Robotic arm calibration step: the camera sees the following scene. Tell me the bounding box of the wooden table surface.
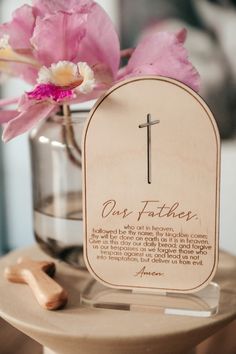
[0,318,41,354]
[0,246,236,354]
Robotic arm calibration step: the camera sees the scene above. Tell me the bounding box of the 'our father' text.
[101,199,198,223]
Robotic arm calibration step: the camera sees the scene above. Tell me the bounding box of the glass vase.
[29,110,89,268]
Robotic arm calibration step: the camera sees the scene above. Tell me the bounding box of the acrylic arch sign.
[82,76,220,293]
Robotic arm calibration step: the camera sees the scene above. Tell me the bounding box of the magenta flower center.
[27,83,73,102]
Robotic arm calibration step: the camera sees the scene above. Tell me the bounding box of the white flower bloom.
[37,66,52,84]
[37,61,79,86]
[0,34,10,49]
[77,62,95,94]
[37,60,95,94]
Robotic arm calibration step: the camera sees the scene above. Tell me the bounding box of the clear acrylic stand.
[81,280,220,317]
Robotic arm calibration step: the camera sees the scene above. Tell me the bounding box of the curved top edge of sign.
[84,75,220,146]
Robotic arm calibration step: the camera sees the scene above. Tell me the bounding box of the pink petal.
[32,0,94,15]
[31,12,86,65]
[0,5,35,51]
[2,102,57,142]
[119,31,200,92]
[78,3,120,78]
[93,63,113,86]
[69,86,105,104]
[0,110,18,123]
[18,93,36,111]
[0,97,19,107]
[9,63,39,85]
[0,5,38,84]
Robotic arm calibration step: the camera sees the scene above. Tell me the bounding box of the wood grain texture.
[83,76,220,293]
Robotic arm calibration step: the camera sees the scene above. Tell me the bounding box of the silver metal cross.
[139,113,160,184]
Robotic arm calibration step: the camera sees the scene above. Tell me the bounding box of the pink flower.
[118,30,200,92]
[27,84,74,102]
[0,0,200,142]
[0,1,119,84]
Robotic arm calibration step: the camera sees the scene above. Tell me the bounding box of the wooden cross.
[139,113,160,184]
[4,257,68,310]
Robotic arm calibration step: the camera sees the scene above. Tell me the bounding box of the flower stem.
[63,104,82,168]
[63,103,71,117]
[63,104,73,146]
